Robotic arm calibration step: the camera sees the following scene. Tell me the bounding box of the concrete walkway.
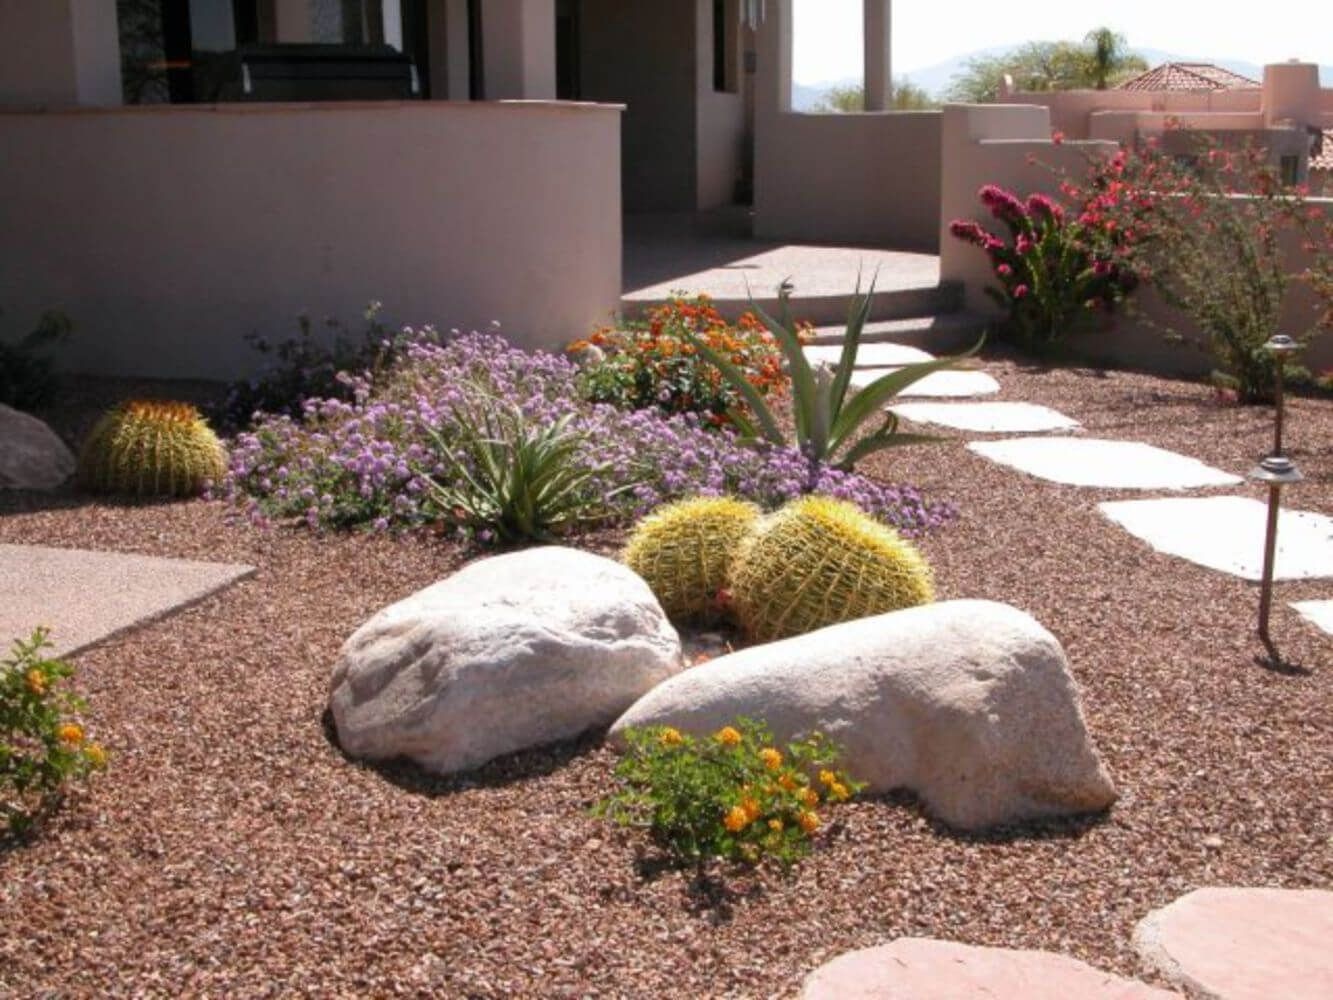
[0,544,255,656]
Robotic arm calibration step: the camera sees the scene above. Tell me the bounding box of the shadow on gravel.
[321,708,606,795]
[869,788,1114,845]
[1255,637,1314,677]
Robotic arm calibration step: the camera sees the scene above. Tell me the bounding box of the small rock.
[0,403,74,490]
[1202,835,1223,850]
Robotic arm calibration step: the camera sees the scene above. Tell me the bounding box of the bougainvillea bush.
[224,331,954,541]
[569,296,801,427]
[1055,137,1333,403]
[949,184,1137,351]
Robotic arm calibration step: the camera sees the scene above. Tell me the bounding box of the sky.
[792,0,1333,84]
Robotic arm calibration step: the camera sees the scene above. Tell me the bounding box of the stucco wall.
[0,0,121,106]
[754,110,943,250]
[579,0,698,212]
[0,101,623,379]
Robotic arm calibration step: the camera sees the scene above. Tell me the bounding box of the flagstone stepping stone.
[1291,600,1333,636]
[802,938,1177,999]
[969,438,1240,489]
[803,342,935,368]
[891,401,1079,434]
[851,367,1001,397]
[1100,496,1333,581]
[1134,887,1333,1000]
[0,544,255,656]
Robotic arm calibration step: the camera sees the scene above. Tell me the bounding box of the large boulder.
[611,599,1116,830]
[330,546,683,774]
[0,403,74,490]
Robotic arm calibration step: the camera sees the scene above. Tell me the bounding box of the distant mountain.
[794,46,1333,107]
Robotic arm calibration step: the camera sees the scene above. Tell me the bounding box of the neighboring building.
[1116,62,1258,93]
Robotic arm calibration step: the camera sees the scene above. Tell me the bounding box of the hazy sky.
[793,0,1333,84]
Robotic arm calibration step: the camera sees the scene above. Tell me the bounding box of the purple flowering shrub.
[949,184,1136,351]
[224,331,954,540]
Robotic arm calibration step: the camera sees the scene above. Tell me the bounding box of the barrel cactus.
[730,495,934,642]
[78,400,228,498]
[622,496,761,623]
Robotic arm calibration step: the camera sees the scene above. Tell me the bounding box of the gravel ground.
[2,356,1330,998]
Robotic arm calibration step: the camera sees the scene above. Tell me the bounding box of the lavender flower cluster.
[224,331,955,538]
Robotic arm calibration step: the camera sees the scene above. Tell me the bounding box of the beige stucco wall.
[694,0,745,211]
[0,0,121,106]
[754,111,943,250]
[481,0,556,100]
[0,101,623,379]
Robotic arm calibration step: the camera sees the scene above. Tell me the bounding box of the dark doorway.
[555,0,581,100]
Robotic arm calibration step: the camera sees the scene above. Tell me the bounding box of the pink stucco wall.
[0,100,624,379]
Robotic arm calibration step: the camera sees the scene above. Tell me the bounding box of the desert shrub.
[949,184,1136,350]
[79,400,228,498]
[685,281,976,470]
[597,717,862,867]
[0,311,73,412]
[1056,137,1333,403]
[570,296,795,426]
[225,332,955,540]
[213,303,415,432]
[730,495,934,642]
[2,629,106,837]
[622,496,761,623]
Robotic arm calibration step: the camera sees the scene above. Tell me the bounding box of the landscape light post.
[1249,335,1303,645]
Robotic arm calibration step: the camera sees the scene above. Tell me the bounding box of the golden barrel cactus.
[622,496,761,623]
[78,400,228,498]
[730,495,934,642]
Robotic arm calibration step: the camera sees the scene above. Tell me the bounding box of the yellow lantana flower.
[768,819,784,832]
[715,726,742,747]
[659,727,684,748]
[57,722,84,746]
[829,782,850,802]
[25,669,47,696]
[818,769,837,787]
[84,743,107,768]
[759,748,783,771]
[798,810,820,834]
[723,806,750,833]
[800,788,820,808]
[740,797,762,822]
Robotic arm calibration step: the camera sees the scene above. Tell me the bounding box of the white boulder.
[330,547,683,774]
[0,403,74,490]
[611,599,1116,830]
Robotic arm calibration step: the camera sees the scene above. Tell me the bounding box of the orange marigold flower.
[715,726,742,747]
[778,774,798,791]
[800,788,820,808]
[25,669,47,696]
[723,806,750,833]
[740,797,762,822]
[798,810,820,834]
[659,727,684,748]
[759,748,783,772]
[57,722,84,746]
[84,743,107,768]
[566,339,591,353]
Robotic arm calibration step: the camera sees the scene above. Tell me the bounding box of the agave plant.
[684,279,981,471]
[421,388,633,543]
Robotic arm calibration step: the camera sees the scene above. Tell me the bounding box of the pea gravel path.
[2,353,1330,998]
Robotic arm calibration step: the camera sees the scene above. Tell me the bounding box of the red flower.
[1012,284,1030,299]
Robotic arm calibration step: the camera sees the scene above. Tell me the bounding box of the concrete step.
[807,310,992,356]
[622,282,965,329]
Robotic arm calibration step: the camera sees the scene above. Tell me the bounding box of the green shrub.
[420,386,631,544]
[621,496,760,624]
[597,717,861,867]
[2,629,106,837]
[730,495,934,642]
[0,310,73,412]
[78,400,228,498]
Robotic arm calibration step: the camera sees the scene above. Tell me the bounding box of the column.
[481,0,556,100]
[863,0,891,111]
[0,0,122,106]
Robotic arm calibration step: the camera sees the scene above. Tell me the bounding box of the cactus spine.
[78,400,227,498]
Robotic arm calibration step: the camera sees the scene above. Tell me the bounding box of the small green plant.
[0,310,73,412]
[2,629,106,837]
[597,717,862,867]
[685,279,978,470]
[78,400,228,498]
[421,387,634,544]
[621,496,761,624]
[730,495,934,642]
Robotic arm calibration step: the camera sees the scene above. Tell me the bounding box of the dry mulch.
[2,355,1331,998]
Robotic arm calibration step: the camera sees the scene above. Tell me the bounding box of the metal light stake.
[1249,335,1303,645]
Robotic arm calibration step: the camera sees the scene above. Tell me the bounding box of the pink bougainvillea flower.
[1012,284,1030,299]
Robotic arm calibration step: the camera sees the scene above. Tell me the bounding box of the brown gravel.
[2,355,1331,999]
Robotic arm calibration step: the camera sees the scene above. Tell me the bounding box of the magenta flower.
[979,185,1027,223]
[1013,284,1030,299]
[1015,236,1035,254]
[996,263,1013,277]
[1026,193,1066,224]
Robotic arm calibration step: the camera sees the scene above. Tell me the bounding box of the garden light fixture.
[1249,335,1303,646]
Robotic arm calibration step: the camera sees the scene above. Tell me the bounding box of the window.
[713,0,738,93]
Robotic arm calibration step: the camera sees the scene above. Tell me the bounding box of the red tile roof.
[1117,63,1260,92]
